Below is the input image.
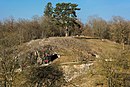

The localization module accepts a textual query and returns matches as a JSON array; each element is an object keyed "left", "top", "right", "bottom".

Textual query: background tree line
[
  {"left": 83, "top": 16, "right": 130, "bottom": 45},
  {"left": 1, "top": 16, "right": 130, "bottom": 49},
  {"left": 0, "top": 16, "right": 62, "bottom": 48}
]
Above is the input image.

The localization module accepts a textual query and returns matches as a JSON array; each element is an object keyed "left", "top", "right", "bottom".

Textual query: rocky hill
[{"left": 1, "top": 36, "right": 125, "bottom": 87}]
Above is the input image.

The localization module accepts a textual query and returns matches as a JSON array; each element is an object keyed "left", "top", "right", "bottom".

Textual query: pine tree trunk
[
  {"left": 65, "top": 32, "right": 68, "bottom": 37},
  {"left": 65, "top": 26, "right": 68, "bottom": 37}
]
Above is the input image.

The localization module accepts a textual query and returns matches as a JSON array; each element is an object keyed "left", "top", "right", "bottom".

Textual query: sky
[{"left": 0, "top": 0, "right": 130, "bottom": 24}]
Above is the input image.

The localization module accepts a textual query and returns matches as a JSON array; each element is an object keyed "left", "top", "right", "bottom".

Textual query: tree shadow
[{"left": 27, "top": 64, "right": 66, "bottom": 87}]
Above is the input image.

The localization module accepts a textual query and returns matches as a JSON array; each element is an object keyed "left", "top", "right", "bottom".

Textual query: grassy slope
[
  {"left": 66, "top": 38, "right": 130, "bottom": 87},
  {"left": 63, "top": 38, "right": 123, "bottom": 87}
]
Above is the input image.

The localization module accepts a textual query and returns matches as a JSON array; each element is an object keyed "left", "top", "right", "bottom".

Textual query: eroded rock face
[{"left": 61, "top": 62, "right": 93, "bottom": 82}]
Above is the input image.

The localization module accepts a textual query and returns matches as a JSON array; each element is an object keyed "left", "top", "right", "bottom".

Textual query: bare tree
[
  {"left": 0, "top": 48, "right": 19, "bottom": 87},
  {"left": 86, "top": 16, "right": 109, "bottom": 39},
  {"left": 109, "top": 16, "right": 130, "bottom": 49}
]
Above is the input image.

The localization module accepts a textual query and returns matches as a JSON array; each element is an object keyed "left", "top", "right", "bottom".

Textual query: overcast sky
[{"left": 0, "top": 0, "right": 130, "bottom": 23}]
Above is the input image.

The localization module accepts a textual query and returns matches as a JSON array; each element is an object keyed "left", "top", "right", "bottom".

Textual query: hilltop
[{"left": 17, "top": 36, "right": 121, "bottom": 63}]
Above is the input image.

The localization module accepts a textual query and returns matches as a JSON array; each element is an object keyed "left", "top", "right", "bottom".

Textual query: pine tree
[{"left": 53, "top": 3, "right": 81, "bottom": 36}]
